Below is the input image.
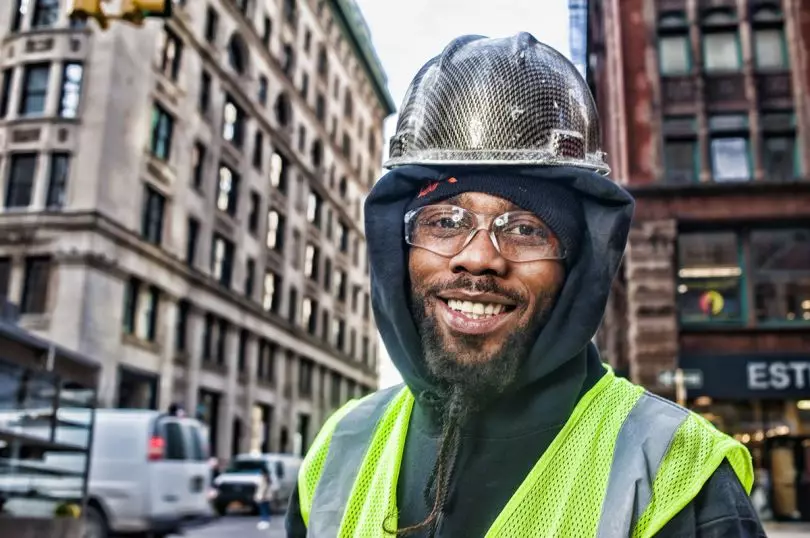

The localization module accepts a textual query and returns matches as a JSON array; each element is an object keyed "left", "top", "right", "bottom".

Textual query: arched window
[{"left": 227, "top": 34, "right": 249, "bottom": 75}]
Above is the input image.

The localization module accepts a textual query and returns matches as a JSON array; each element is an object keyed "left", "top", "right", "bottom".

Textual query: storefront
[{"left": 680, "top": 352, "right": 810, "bottom": 520}]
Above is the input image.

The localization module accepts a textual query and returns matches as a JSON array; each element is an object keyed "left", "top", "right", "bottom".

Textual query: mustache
[{"left": 423, "top": 275, "right": 525, "bottom": 305}]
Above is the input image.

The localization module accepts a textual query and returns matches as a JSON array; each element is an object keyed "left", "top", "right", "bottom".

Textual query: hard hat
[{"left": 384, "top": 33, "right": 608, "bottom": 174}]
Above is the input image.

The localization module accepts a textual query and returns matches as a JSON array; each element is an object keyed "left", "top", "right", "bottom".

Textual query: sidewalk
[{"left": 765, "top": 522, "right": 810, "bottom": 537}]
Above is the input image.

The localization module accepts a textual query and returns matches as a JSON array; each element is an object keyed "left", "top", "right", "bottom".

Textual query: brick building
[{"left": 586, "top": 0, "right": 810, "bottom": 500}]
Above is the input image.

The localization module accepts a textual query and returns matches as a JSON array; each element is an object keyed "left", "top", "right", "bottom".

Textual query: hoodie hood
[{"left": 365, "top": 164, "right": 634, "bottom": 433}]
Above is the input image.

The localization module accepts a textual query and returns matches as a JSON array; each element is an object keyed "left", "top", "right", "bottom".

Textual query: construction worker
[{"left": 286, "top": 33, "right": 765, "bottom": 537}]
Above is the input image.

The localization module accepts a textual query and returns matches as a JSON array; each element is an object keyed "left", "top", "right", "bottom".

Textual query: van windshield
[{"left": 227, "top": 459, "right": 267, "bottom": 473}]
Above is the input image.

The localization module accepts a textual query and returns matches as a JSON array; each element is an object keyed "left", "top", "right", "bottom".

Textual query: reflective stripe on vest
[{"left": 298, "top": 370, "right": 753, "bottom": 537}]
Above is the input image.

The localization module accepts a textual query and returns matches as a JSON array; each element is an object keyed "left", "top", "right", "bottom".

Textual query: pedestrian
[
  {"left": 286, "top": 33, "right": 765, "bottom": 537},
  {"left": 255, "top": 466, "right": 273, "bottom": 530}
]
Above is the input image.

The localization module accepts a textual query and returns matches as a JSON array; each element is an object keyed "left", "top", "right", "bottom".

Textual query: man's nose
[{"left": 449, "top": 230, "right": 508, "bottom": 276}]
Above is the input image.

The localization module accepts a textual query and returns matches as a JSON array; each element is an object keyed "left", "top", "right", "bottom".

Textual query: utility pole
[{"left": 68, "top": 0, "right": 172, "bottom": 30}]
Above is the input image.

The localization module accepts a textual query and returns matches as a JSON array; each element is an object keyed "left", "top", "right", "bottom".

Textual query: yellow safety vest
[{"left": 298, "top": 368, "right": 752, "bottom": 537}]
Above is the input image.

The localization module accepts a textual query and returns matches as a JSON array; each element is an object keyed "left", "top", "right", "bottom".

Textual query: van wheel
[
  {"left": 83, "top": 505, "right": 108, "bottom": 538},
  {"left": 214, "top": 504, "right": 228, "bottom": 517}
]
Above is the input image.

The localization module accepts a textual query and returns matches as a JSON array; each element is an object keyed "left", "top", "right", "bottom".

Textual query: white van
[
  {"left": 211, "top": 453, "right": 302, "bottom": 515},
  {"left": 82, "top": 410, "right": 213, "bottom": 538}
]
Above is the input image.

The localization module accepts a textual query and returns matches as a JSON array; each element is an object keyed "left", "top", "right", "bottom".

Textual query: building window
[
  {"left": 709, "top": 114, "right": 750, "bottom": 182},
  {"left": 59, "top": 63, "right": 83, "bottom": 119},
  {"left": 5, "top": 153, "right": 37, "bottom": 209},
  {"left": 752, "top": 229, "right": 810, "bottom": 324},
  {"left": 301, "top": 298, "right": 317, "bottom": 334},
  {"left": 299, "top": 359, "right": 313, "bottom": 397},
  {"left": 270, "top": 152, "right": 289, "bottom": 193},
  {"left": 283, "top": 0, "right": 297, "bottom": 24},
  {"left": 245, "top": 257, "right": 256, "bottom": 298},
  {"left": 227, "top": 35, "right": 247, "bottom": 75},
  {"left": 662, "top": 116, "right": 699, "bottom": 183},
  {"left": 262, "top": 16, "right": 272, "bottom": 47},
  {"left": 0, "top": 69, "right": 13, "bottom": 119},
  {"left": 363, "top": 292, "right": 370, "bottom": 320},
  {"left": 211, "top": 234, "right": 234, "bottom": 287},
  {"left": 362, "top": 336, "right": 370, "bottom": 364},
  {"left": 222, "top": 96, "right": 245, "bottom": 148},
  {"left": 677, "top": 232, "right": 742, "bottom": 324},
  {"left": 343, "top": 92, "right": 354, "bottom": 120},
  {"left": 303, "top": 28, "right": 312, "bottom": 54},
  {"left": 679, "top": 229, "right": 810, "bottom": 326},
  {"left": 258, "top": 75, "right": 268, "bottom": 105},
  {"left": 752, "top": 6, "right": 787, "bottom": 70},
  {"left": 291, "top": 229, "right": 301, "bottom": 269},
  {"left": 205, "top": 6, "right": 218, "bottom": 42},
  {"left": 266, "top": 210, "right": 285, "bottom": 250},
  {"left": 11, "top": 0, "right": 25, "bottom": 31},
  {"left": 701, "top": 10, "right": 741, "bottom": 72},
  {"left": 150, "top": 104, "right": 174, "bottom": 161},
  {"left": 32, "top": 0, "right": 60, "bottom": 29},
  {"left": 338, "top": 221, "right": 349, "bottom": 253},
  {"left": 352, "top": 284, "right": 361, "bottom": 313},
  {"left": 335, "top": 270, "right": 346, "bottom": 302},
  {"left": 315, "top": 93, "right": 326, "bottom": 122},
  {"left": 45, "top": 153, "right": 69, "bottom": 209},
  {"left": 288, "top": 286, "right": 298, "bottom": 323},
  {"left": 333, "top": 317, "right": 345, "bottom": 351},
  {"left": 761, "top": 112, "right": 797, "bottom": 182},
  {"left": 304, "top": 244, "right": 320, "bottom": 281},
  {"left": 199, "top": 71, "right": 211, "bottom": 114},
  {"left": 323, "top": 258, "right": 333, "bottom": 291},
  {"left": 21, "top": 257, "right": 51, "bottom": 315},
  {"left": 186, "top": 217, "right": 199, "bottom": 266},
  {"left": 20, "top": 64, "right": 50, "bottom": 117},
  {"left": 122, "top": 278, "right": 160, "bottom": 341},
  {"left": 141, "top": 185, "right": 165, "bottom": 245},
  {"left": 159, "top": 28, "right": 183, "bottom": 81},
  {"left": 306, "top": 192, "right": 322, "bottom": 227},
  {"left": 248, "top": 190, "right": 261, "bottom": 234},
  {"left": 263, "top": 272, "right": 281, "bottom": 313},
  {"left": 282, "top": 44, "right": 295, "bottom": 77},
  {"left": 342, "top": 132, "right": 352, "bottom": 158},
  {"left": 297, "top": 124, "right": 307, "bottom": 153},
  {"left": 237, "top": 329, "right": 249, "bottom": 373},
  {"left": 300, "top": 72, "right": 310, "bottom": 102},
  {"left": 253, "top": 131, "right": 264, "bottom": 170},
  {"left": 311, "top": 140, "right": 323, "bottom": 168},
  {"left": 192, "top": 142, "right": 206, "bottom": 190},
  {"left": 275, "top": 93, "right": 292, "bottom": 126},
  {"left": 175, "top": 299, "right": 189, "bottom": 352},
  {"left": 330, "top": 373, "right": 342, "bottom": 406},
  {"left": 216, "top": 164, "right": 239, "bottom": 216}
]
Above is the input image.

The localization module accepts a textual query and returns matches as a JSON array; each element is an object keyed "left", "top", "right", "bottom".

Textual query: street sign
[{"left": 658, "top": 369, "right": 704, "bottom": 389}]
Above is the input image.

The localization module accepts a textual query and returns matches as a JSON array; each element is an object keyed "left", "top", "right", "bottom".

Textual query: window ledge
[
  {"left": 19, "top": 313, "right": 51, "bottom": 331},
  {"left": 121, "top": 333, "right": 160, "bottom": 353}
]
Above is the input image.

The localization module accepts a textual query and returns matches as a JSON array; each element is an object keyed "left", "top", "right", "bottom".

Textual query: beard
[{"left": 409, "top": 275, "right": 557, "bottom": 403}]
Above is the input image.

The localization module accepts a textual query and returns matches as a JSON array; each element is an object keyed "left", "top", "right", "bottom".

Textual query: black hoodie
[{"left": 286, "top": 165, "right": 765, "bottom": 537}]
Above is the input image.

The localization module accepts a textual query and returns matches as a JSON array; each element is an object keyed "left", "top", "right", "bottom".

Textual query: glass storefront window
[
  {"left": 751, "top": 229, "right": 810, "bottom": 324},
  {"left": 677, "top": 232, "right": 743, "bottom": 323}
]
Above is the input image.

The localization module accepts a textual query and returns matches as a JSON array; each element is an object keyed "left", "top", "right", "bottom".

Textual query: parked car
[{"left": 210, "top": 453, "right": 302, "bottom": 515}]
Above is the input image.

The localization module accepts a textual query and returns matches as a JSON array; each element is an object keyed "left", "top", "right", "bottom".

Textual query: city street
[{"left": 180, "top": 516, "right": 286, "bottom": 537}]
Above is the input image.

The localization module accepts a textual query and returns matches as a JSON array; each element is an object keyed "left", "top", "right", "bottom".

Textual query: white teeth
[{"left": 445, "top": 299, "right": 509, "bottom": 318}]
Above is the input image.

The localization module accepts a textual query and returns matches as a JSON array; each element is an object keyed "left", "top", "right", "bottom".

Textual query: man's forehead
[{"left": 440, "top": 192, "right": 523, "bottom": 213}]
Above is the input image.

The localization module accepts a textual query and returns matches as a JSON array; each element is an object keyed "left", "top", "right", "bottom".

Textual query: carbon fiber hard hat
[{"left": 384, "top": 33, "right": 609, "bottom": 174}]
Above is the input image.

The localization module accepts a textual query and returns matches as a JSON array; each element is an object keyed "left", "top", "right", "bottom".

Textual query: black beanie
[{"left": 405, "top": 172, "right": 585, "bottom": 265}]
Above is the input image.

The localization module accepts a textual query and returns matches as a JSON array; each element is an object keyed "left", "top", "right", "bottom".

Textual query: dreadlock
[{"left": 383, "top": 386, "right": 469, "bottom": 537}]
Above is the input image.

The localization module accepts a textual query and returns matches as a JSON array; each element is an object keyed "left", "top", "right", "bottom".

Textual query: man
[{"left": 286, "top": 33, "right": 765, "bottom": 537}]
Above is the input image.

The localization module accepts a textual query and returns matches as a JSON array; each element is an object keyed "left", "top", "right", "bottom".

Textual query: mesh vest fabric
[{"left": 298, "top": 370, "right": 752, "bottom": 537}]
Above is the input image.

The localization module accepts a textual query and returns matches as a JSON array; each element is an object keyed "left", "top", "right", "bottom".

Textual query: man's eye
[{"left": 505, "top": 223, "right": 545, "bottom": 236}]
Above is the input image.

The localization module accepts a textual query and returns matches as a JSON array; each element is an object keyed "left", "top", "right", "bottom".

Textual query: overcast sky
[{"left": 352, "top": 1, "right": 573, "bottom": 387}]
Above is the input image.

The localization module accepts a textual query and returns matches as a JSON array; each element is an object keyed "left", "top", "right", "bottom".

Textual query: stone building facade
[{"left": 0, "top": 0, "right": 394, "bottom": 460}]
